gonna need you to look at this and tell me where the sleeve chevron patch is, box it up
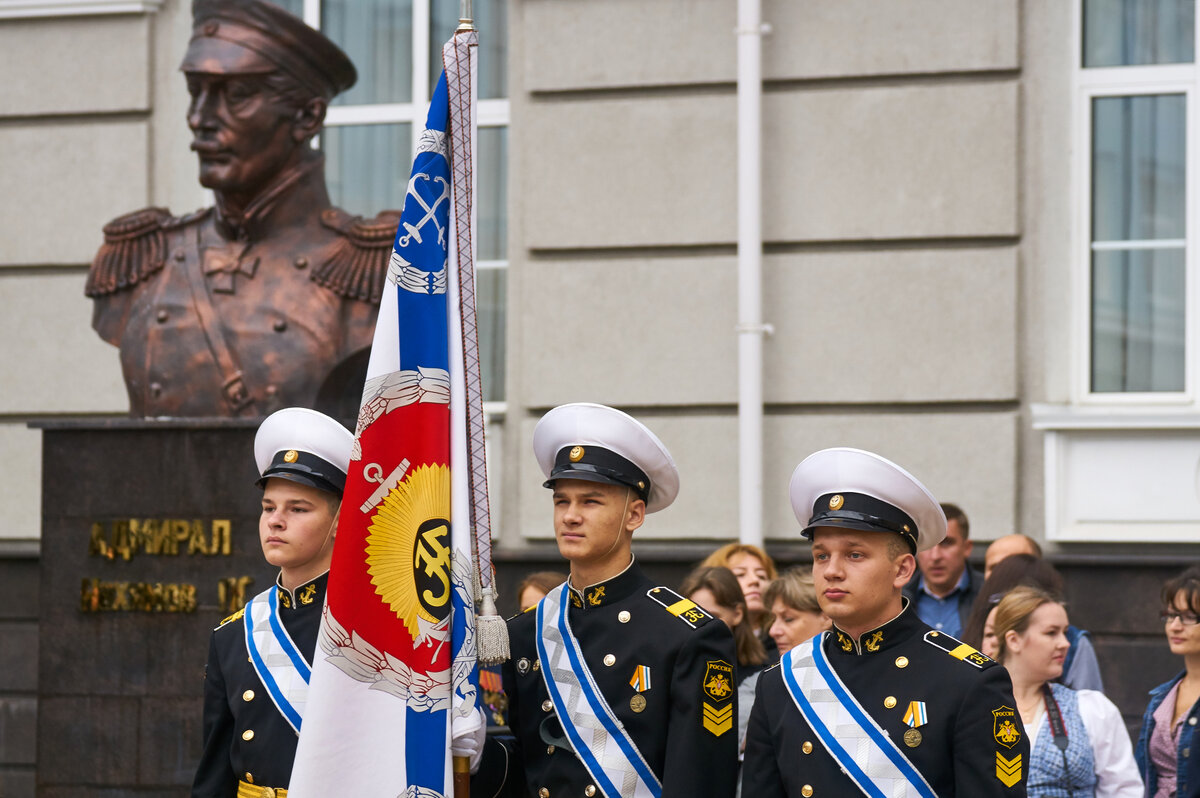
[702,701,733,736]
[995,751,1022,787]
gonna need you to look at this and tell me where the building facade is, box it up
[0,0,1196,793]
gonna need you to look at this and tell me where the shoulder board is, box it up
[86,206,174,297]
[504,607,532,622]
[645,586,713,629]
[923,630,996,669]
[314,208,403,303]
[215,607,245,630]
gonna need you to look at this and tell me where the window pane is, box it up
[1091,94,1186,242]
[323,0,413,105]
[476,267,507,402]
[1091,248,1185,392]
[1083,0,1194,66]
[323,123,412,216]
[479,126,508,262]
[430,0,508,99]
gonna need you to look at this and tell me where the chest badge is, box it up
[902,700,927,747]
[629,665,651,693]
[902,700,927,728]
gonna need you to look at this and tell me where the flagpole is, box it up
[453,7,478,796]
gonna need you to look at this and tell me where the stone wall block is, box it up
[0,122,149,266]
[0,16,150,116]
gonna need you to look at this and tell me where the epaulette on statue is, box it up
[315,208,403,304]
[646,586,713,629]
[85,207,174,297]
[923,630,996,670]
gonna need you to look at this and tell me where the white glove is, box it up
[451,706,488,774]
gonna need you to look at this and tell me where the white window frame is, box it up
[1034,4,1200,544]
[302,0,510,165]
[305,0,508,408]
[1071,2,1197,406]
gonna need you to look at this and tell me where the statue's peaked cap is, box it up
[183,0,356,99]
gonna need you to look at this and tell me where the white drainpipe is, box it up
[736,0,770,547]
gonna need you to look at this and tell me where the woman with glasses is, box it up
[994,586,1141,797]
[1135,565,1200,798]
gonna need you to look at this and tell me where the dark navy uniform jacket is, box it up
[743,603,1029,798]
[473,562,739,798]
[192,572,326,797]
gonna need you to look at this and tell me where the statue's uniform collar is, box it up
[565,558,645,610]
[213,153,327,243]
[828,599,923,656]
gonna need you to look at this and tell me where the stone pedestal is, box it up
[35,419,270,796]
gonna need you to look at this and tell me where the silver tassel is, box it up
[475,586,509,665]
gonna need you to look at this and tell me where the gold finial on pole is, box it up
[457,0,475,32]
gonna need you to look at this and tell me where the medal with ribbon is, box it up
[901,700,927,748]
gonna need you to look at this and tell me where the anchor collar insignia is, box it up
[829,600,923,656]
[274,570,328,611]
[566,558,644,610]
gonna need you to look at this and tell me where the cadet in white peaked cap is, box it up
[742,446,1028,798]
[472,403,739,798]
[193,407,353,798]
[532,401,680,513]
[789,446,947,553]
[254,406,354,497]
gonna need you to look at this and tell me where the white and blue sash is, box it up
[535,583,661,798]
[244,585,311,733]
[781,633,936,798]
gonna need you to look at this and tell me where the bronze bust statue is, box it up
[86,0,398,418]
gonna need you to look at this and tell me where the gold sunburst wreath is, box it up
[365,463,452,642]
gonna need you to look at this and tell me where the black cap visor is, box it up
[802,492,918,553]
[256,450,346,497]
[544,446,650,502]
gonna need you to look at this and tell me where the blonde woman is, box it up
[994,587,1140,797]
[762,566,830,657]
[701,543,778,652]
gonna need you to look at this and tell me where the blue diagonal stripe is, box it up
[244,591,303,733]
[537,585,662,798]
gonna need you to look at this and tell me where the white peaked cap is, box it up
[533,402,680,513]
[789,447,947,553]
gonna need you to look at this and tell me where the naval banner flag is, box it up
[288,28,485,798]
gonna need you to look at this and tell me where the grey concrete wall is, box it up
[501,0,1023,545]
[0,4,201,546]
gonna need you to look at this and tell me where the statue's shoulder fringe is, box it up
[314,208,403,303]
